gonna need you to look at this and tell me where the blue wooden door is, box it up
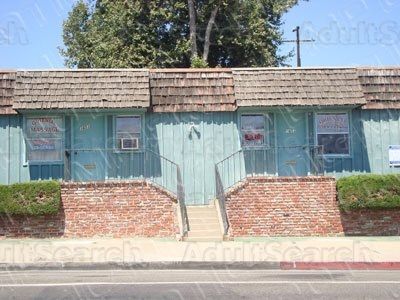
[276,112,308,176]
[72,115,106,181]
[183,116,205,205]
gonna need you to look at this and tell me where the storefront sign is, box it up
[244,133,263,142]
[27,117,61,135]
[389,145,400,167]
[316,114,349,134]
[30,139,56,151]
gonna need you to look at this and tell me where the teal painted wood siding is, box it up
[324,109,400,176]
[0,115,63,184]
[145,112,240,205]
[2,109,400,205]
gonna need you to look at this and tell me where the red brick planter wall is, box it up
[341,210,400,236]
[0,181,178,238]
[225,177,344,237]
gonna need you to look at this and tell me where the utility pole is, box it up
[283,26,314,67]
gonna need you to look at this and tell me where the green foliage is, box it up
[60,0,303,68]
[0,181,61,216]
[337,174,400,211]
[191,55,209,68]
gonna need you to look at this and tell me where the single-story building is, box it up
[0,67,399,240]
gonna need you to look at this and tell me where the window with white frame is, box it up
[25,117,63,162]
[115,116,141,150]
[316,113,350,155]
[241,114,266,147]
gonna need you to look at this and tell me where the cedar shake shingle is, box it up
[0,71,17,115]
[358,68,400,109]
[232,68,366,107]
[13,69,150,110]
[149,69,236,112]
[2,67,400,112]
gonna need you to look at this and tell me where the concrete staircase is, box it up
[184,204,223,242]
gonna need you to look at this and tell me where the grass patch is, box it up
[337,174,400,211]
[0,181,61,216]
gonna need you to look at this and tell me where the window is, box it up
[115,116,141,150]
[241,114,266,147]
[26,117,63,162]
[316,113,350,155]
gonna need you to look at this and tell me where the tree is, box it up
[60,0,303,68]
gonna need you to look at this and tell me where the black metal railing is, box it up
[215,145,324,192]
[214,145,324,236]
[215,147,277,192]
[177,166,189,236]
[64,148,189,237]
[215,165,229,236]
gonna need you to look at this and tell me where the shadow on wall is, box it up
[340,209,400,236]
[0,204,65,238]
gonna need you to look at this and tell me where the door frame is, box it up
[71,114,107,181]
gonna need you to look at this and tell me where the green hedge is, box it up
[337,174,400,211]
[0,181,61,216]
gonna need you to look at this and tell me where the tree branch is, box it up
[187,0,197,59]
[202,2,220,62]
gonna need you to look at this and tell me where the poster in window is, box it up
[26,138,62,161]
[243,132,264,146]
[316,114,349,134]
[30,139,57,151]
[26,117,63,162]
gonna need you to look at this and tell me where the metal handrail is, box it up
[64,147,189,237]
[214,145,325,237]
[215,145,325,191]
[215,165,229,236]
[177,166,189,237]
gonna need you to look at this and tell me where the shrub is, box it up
[337,174,400,211]
[0,181,61,216]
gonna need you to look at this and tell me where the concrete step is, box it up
[187,229,222,238]
[184,236,223,242]
[189,222,220,231]
[189,223,221,232]
[185,205,223,242]
[186,211,218,219]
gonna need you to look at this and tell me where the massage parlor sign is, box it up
[27,117,62,151]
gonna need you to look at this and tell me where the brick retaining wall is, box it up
[225,176,400,237]
[225,177,344,237]
[341,210,400,236]
[1,178,399,239]
[0,181,178,238]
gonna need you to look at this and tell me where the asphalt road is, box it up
[0,269,399,299]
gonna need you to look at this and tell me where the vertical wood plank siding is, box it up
[0,115,63,184]
[146,112,240,205]
[324,109,400,176]
[1,109,400,203]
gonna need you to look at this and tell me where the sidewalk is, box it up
[0,237,399,270]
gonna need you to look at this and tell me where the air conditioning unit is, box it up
[120,138,139,150]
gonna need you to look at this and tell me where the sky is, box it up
[0,0,399,69]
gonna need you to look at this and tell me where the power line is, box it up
[283,26,315,67]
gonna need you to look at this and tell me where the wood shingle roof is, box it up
[150,69,236,112]
[0,67,399,114]
[13,69,150,110]
[0,71,17,115]
[358,68,400,109]
[232,68,366,107]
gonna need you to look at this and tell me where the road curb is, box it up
[281,262,400,270]
[2,261,400,271]
[0,261,281,271]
